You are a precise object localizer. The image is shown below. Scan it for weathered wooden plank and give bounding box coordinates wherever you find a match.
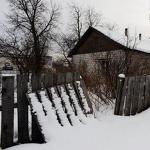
[73,72,81,81]
[49,87,70,126]
[31,74,42,91]
[1,76,14,149]
[17,75,29,143]
[137,77,145,113]
[114,76,125,115]
[52,73,58,86]
[46,88,62,125]
[31,74,44,143]
[56,86,68,112]
[57,73,66,85]
[144,76,150,109]
[118,78,128,115]
[124,77,134,116]
[66,72,73,84]
[43,73,53,88]
[56,85,73,125]
[79,80,93,114]
[27,93,45,143]
[0,103,18,111]
[65,83,78,115]
[73,80,92,114]
[73,81,85,113]
[130,77,140,115]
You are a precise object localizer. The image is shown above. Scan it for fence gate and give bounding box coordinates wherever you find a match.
[0,72,85,149]
[114,75,150,116]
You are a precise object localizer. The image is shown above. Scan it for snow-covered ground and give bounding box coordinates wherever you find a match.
[6,104,150,150]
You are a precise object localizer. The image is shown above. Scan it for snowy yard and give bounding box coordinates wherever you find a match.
[6,104,150,150]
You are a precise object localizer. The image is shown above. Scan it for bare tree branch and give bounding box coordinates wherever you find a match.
[0,0,60,73]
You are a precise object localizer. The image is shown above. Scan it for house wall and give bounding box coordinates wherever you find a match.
[128,51,150,75]
[72,50,150,76]
[72,50,123,72]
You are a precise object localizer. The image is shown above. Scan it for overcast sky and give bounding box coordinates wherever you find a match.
[0,0,150,38]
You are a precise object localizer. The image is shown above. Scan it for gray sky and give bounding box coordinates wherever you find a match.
[0,0,150,38]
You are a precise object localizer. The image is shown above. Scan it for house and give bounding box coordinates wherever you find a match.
[68,27,150,76]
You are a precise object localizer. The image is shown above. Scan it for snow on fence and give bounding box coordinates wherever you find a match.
[114,75,150,116]
[0,72,93,149]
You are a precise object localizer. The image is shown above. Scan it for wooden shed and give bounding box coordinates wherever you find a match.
[68,27,150,75]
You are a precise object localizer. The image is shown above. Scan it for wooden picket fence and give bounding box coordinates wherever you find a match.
[114,75,150,116]
[0,72,82,149]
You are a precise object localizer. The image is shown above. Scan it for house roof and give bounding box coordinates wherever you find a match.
[68,27,150,57]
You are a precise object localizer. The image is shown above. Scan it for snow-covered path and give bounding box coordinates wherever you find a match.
[7,106,150,150]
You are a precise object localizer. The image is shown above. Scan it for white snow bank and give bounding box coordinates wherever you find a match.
[7,105,150,150]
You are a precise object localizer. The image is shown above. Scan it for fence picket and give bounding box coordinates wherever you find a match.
[114,76,125,115]
[145,76,150,108]
[130,77,139,115]
[124,77,134,116]
[1,76,14,149]
[43,73,53,88]
[137,77,145,113]
[17,75,29,143]
[118,78,128,115]
[31,74,45,143]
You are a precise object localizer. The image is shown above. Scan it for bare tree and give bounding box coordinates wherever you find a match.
[0,0,60,73]
[69,4,102,41]
[53,33,76,67]
[85,7,102,28]
[69,3,84,41]
[54,4,102,66]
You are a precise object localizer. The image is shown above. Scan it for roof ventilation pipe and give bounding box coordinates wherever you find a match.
[125,28,128,37]
[139,33,142,41]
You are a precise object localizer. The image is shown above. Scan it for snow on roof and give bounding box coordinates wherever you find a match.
[96,26,150,54]
[135,39,150,53]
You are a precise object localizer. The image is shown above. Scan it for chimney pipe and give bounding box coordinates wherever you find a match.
[139,33,142,41]
[125,28,128,37]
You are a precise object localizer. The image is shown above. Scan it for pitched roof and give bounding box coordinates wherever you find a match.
[68,27,150,57]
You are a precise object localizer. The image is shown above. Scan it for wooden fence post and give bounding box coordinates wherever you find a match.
[73,72,80,81]
[114,75,125,115]
[1,76,14,149]
[43,73,53,88]
[17,74,29,143]
[57,73,66,85]
[124,77,134,116]
[31,74,44,143]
